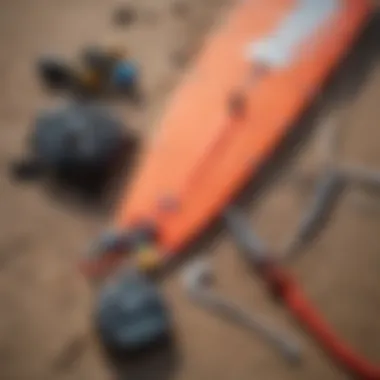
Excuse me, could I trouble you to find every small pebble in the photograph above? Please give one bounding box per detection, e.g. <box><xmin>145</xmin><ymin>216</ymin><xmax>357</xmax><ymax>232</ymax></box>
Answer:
<box><xmin>113</xmin><ymin>4</ymin><xmax>137</xmax><ymax>26</ymax></box>
<box><xmin>170</xmin><ymin>1</ymin><xmax>189</xmax><ymax>18</ymax></box>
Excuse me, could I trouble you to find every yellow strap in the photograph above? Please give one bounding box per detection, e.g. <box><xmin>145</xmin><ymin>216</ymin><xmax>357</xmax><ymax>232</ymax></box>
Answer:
<box><xmin>136</xmin><ymin>245</ymin><xmax>161</xmax><ymax>273</ymax></box>
<box><xmin>78</xmin><ymin>68</ymin><xmax>102</xmax><ymax>90</ymax></box>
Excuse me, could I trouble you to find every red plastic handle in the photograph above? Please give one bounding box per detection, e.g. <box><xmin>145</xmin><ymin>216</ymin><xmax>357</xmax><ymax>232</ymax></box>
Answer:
<box><xmin>265</xmin><ymin>267</ymin><xmax>380</xmax><ymax>380</ymax></box>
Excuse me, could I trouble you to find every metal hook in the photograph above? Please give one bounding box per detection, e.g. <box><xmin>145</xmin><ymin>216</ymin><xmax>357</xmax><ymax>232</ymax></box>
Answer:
<box><xmin>182</xmin><ymin>257</ymin><xmax>301</xmax><ymax>363</ymax></box>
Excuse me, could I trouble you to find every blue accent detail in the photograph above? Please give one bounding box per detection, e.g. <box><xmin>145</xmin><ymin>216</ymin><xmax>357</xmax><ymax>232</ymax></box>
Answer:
<box><xmin>111</xmin><ymin>61</ymin><xmax>139</xmax><ymax>89</ymax></box>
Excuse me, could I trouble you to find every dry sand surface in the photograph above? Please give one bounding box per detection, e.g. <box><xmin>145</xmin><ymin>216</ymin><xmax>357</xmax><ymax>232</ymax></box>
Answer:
<box><xmin>0</xmin><ymin>0</ymin><xmax>379</xmax><ymax>379</ymax></box>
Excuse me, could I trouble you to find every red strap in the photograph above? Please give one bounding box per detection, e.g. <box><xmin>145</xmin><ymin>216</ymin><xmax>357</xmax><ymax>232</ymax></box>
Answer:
<box><xmin>265</xmin><ymin>267</ymin><xmax>380</xmax><ymax>380</ymax></box>
<box><xmin>80</xmin><ymin>252</ymin><xmax>124</xmax><ymax>279</ymax></box>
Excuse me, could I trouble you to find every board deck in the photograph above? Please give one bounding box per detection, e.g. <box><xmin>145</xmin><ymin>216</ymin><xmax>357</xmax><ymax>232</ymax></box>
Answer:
<box><xmin>111</xmin><ymin>0</ymin><xmax>372</xmax><ymax>259</ymax></box>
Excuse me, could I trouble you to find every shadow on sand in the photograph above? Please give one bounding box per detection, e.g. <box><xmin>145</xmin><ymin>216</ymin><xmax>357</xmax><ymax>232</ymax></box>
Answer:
<box><xmin>104</xmin><ymin>334</ymin><xmax>181</xmax><ymax>380</ymax></box>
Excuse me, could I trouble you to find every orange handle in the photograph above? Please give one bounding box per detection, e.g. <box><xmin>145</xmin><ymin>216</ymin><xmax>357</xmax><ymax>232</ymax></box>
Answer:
<box><xmin>265</xmin><ymin>267</ymin><xmax>380</xmax><ymax>380</ymax></box>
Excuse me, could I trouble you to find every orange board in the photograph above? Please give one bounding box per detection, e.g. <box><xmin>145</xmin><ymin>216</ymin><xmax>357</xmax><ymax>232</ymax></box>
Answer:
<box><xmin>112</xmin><ymin>0</ymin><xmax>372</xmax><ymax>258</ymax></box>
